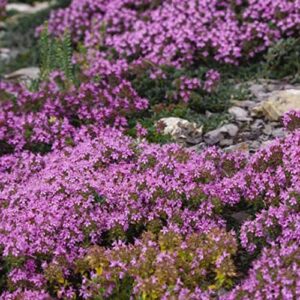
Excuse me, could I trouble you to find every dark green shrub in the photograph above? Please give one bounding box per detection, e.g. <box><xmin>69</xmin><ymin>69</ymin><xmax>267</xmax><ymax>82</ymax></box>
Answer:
<box><xmin>264</xmin><ymin>38</ymin><xmax>300</xmax><ymax>80</ymax></box>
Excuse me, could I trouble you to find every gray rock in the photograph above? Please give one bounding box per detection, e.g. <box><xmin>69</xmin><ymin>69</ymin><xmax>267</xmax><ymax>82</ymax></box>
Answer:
<box><xmin>249</xmin><ymin>83</ymin><xmax>267</xmax><ymax>98</ymax></box>
<box><xmin>261</xmin><ymin>140</ymin><xmax>273</xmax><ymax>148</ymax></box>
<box><xmin>262</xmin><ymin>124</ymin><xmax>273</xmax><ymax>136</ymax></box>
<box><xmin>224</xmin><ymin>142</ymin><xmax>249</xmax><ymax>153</ymax></box>
<box><xmin>231</xmin><ymin>100</ymin><xmax>256</xmax><ymax>110</ymax></box>
<box><xmin>252</xmin><ymin>89</ymin><xmax>300</xmax><ymax>121</ymax></box>
<box><xmin>238</xmin><ymin>131</ymin><xmax>252</xmax><ymax>140</ymax></box>
<box><xmin>220</xmin><ymin>139</ymin><xmax>234</xmax><ymax>147</ymax></box>
<box><xmin>157</xmin><ymin>117</ymin><xmax>203</xmax><ymax>144</ymax></box>
<box><xmin>228</xmin><ymin>106</ymin><xmax>249</xmax><ymax>121</ymax></box>
<box><xmin>7</xmin><ymin>2</ymin><xmax>51</xmax><ymax>14</ymax></box>
<box><xmin>254</xmin><ymin>92</ymin><xmax>272</xmax><ymax>103</ymax></box>
<box><xmin>266</xmin><ymin>84</ymin><xmax>279</xmax><ymax>92</ymax></box>
<box><xmin>259</xmin><ymin>135</ymin><xmax>270</xmax><ymax>142</ymax></box>
<box><xmin>270</xmin><ymin>122</ymin><xmax>280</xmax><ymax>127</ymax></box>
<box><xmin>246</xmin><ymin>79</ymin><xmax>289</xmax><ymax>103</ymax></box>
<box><xmin>0</xmin><ymin>48</ymin><xmax>18</xmax><ymax>63</ymax></box>
<box><xmin>7</xmin><ymin>3</ymin><xmax>33</xmax><ymax>13</ymax></box>
<box><xmin>272</xmin><ymin>128</ymin><xmax>286</xmax><ymax>138</ymax></box>
<box><xmin>220</xmin><ymin>123</ymin><xmax>239</xmax><ymax>137</ymax></box>
<box><xmin>284</xmin><ymin>84</ymin><xmax>296</xmax><ymax>90</ymax></box>
<box><xmin>5</xmin><ymin>67</ymin><xmax>40</xmax><ymax>81</ymax></box>
<box><xmin>185</xmin><ymin>134</ymin><xmax>203</xmax><ymax>145</ymax></box>
<box><xmin>190</xmin><ymin>143</ymin><xmax>207</xmax><ymax>153</ymax></box>
<box><xmin>250</xmin><ymin>141</ymin><xmax>261</xmax><ymax>152</ymax></box>
<box><xmin>251</xmin><ymin>119</ymin><xmax>265</xmax><ymax>131</ymax></box>
<box><xmin>204</xmin><ymin>129</ymin><xmax>224</xmax><ymax>145</ymax></box>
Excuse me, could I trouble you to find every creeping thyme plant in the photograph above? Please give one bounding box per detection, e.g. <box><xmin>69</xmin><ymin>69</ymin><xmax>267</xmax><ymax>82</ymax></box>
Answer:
<box><xmin>1</xmin><ymin>0</ymin><xmax>300</xmax><ymax>299</ymax></box>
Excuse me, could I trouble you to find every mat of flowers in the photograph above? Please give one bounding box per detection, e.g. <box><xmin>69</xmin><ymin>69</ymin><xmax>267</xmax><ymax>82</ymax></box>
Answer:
<box><xmin>0</xmin><ymin>0</ymin><xmax>300</xmax><ymax>299</ymax></box>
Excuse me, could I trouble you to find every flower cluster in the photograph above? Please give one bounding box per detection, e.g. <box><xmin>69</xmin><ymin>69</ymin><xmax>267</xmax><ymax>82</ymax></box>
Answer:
<box><xmin>84</xmin><ymin>228</ymin><xmax>237</xmax><ymax>299</ymax></box>
<box><xmin>283</xmin><ymin>110</ymin><xmax>300</xmax><ymax>131</ymax></box>
<box><xmin>225</xmin><ymin>186</ymin><xmax>300</xmax><ymax>299</ymax></box>
<box><xmin>225</xmin><ymin>240</ymin><xmax>300</xmax><ymax>300</ymax></box>
<box><xmin>203</xmin><ymin>70</ymin><xmax>221</xmax><ymax>93</ymax></box>
<box><xmin>48</xmin><ymin>0</ymin><xmax>300</xmax><ymax>66</ymax></box>
<box><xmin>0</xmin><ymin>59</ymin><xmax>148</xmax><ymax>153</ymax></box>
<box><xmin>1</xmin><ymin>289</ymin><xmax>51</xmax><ymax>300</ymax></box>
<box><xmin>0</xmin><ymin>112</ymin><xmax>299</xmax><ymax>298</ymax></box>
<box><xmin>173</xmin><ymin>76</ymin><xmax>202</xmax><ymax>103</ymax></box>
<box><xmin>1</xmin><ymin>0</ymin><xmax>300</xmax><ymax>298</ymax></box>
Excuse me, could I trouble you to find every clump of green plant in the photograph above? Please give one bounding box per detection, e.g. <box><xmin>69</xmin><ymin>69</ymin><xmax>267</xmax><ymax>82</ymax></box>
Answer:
<box><xmin>129</xmin><ymin>62</ymin><xmax>249</xmax><ymax>114</ymax></box>
<box><xmin>126</xmin><ymin>117</ymin><xmax>173</xmax><ymax>144</ymax></box>
<box><xmin>37</xmin><ymin>26</ymin><xmax>76</xmax><ymax>84</ymax></box>
<box><xmin>264</xmin><ymin>37</ymin><xmax>300</xmax><ymax>81</ymax></box>
<box><xmin>189</xmin><ymin>82</ymin><xmax>244</xmax><ymax>113</ymax></box>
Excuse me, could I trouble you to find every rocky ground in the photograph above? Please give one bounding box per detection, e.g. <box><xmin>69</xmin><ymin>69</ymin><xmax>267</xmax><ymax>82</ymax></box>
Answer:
<box><xmin>158</xmin><ymin>80</ymin><xmax>300</xmax><ymax>153</ymax></box>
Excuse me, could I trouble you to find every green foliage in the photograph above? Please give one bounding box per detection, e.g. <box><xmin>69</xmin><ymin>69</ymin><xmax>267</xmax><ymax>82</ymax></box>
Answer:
<box><xmin>126</xmin><ymin>110</ymin><xmax>173</xmax><ymax>145</ymax></box>
<box><xmin>38</xmin><ymin>27</ymin><xmax>75</xmax><ymax>84</ymax></box>
<box><xmin>189</xmin><ymin>82</ymin><xmax>243</xmax><ymax>113</ymax></box>
<box><xmin>130</xmin><ymin>64</ymin><xmax>207</xmax><ymax>107</ymax></box>
<box><xmin>264</xmin><ymin>38</ymin><xmax>300</xmax><ymax>81</ymax></box>
<box><xmin>130</xmin><ymin>62</ymin><xmax>251</xmax><ymax>116</ymax></box>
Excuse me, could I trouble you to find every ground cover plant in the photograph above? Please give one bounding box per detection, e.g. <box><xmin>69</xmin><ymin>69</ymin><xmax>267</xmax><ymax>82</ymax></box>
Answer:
<box><xmin>0</xmin><ymin>0</ymin><xmax>300</xmax><ymax>299</ymax></box>
<box><xmin>0</xmin><ymin>112</ymin><xmax>299</xmax><ymax>299</ymax></box>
